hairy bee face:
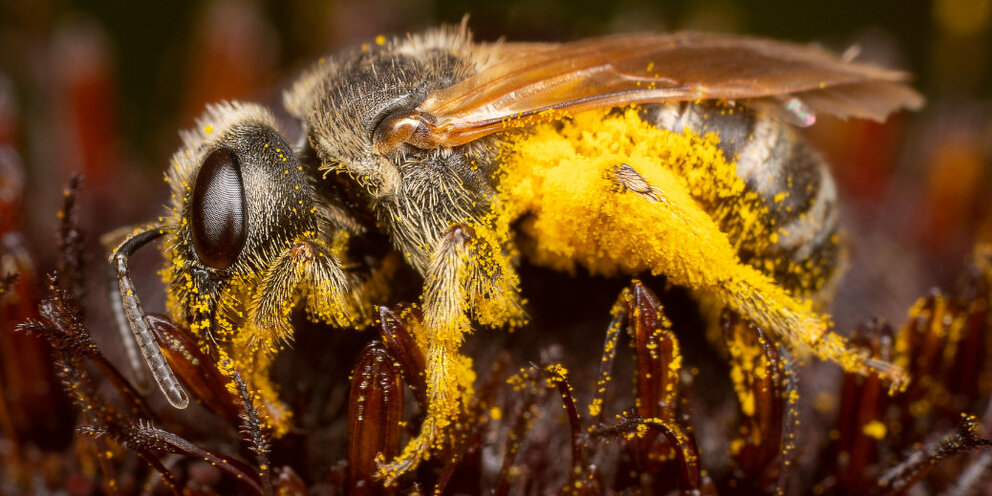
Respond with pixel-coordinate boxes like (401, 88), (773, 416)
(162, 102), (318, 338)
(107, 100), (375, 424)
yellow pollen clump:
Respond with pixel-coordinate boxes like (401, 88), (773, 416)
(496, 108), (906, 388)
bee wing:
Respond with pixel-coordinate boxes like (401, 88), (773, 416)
(410, 32), (923, 147)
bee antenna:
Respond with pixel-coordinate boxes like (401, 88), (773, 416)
(108, 224), (190, 409)
(106, 256), (152, 394)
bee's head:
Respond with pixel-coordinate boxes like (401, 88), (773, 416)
(162, 102), (317, 338)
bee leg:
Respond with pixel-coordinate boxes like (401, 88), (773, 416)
(107, 223), (190, 408)
(378, 225), (477, 482)
(233, 236), (365, 434)
(525, 159), (906, 388)
(249, 236), (364, 341)
(612, 164), (909, 389)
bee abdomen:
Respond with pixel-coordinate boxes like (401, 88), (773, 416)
(643, 102), (842, 294)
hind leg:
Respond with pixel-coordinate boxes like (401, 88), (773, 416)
(521, 158), (907, 389)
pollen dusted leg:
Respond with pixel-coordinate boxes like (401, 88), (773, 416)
(230, 236), (367, 434)
(248, 236), (364, 341)
(378, 225), (478, 481)
(515, 157), (907, 389)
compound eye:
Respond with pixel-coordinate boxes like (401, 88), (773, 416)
(191, 147), (247, 269)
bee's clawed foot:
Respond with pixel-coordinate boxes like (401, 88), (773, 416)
(374, 426), (434, 485)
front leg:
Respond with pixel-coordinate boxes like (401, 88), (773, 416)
(222, 235), (369, 434)
(247, 234), (367, 342)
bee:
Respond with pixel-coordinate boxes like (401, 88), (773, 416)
(107, 22), (922, 480)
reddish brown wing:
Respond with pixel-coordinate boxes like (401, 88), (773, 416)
(406, 32), (923, 148)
